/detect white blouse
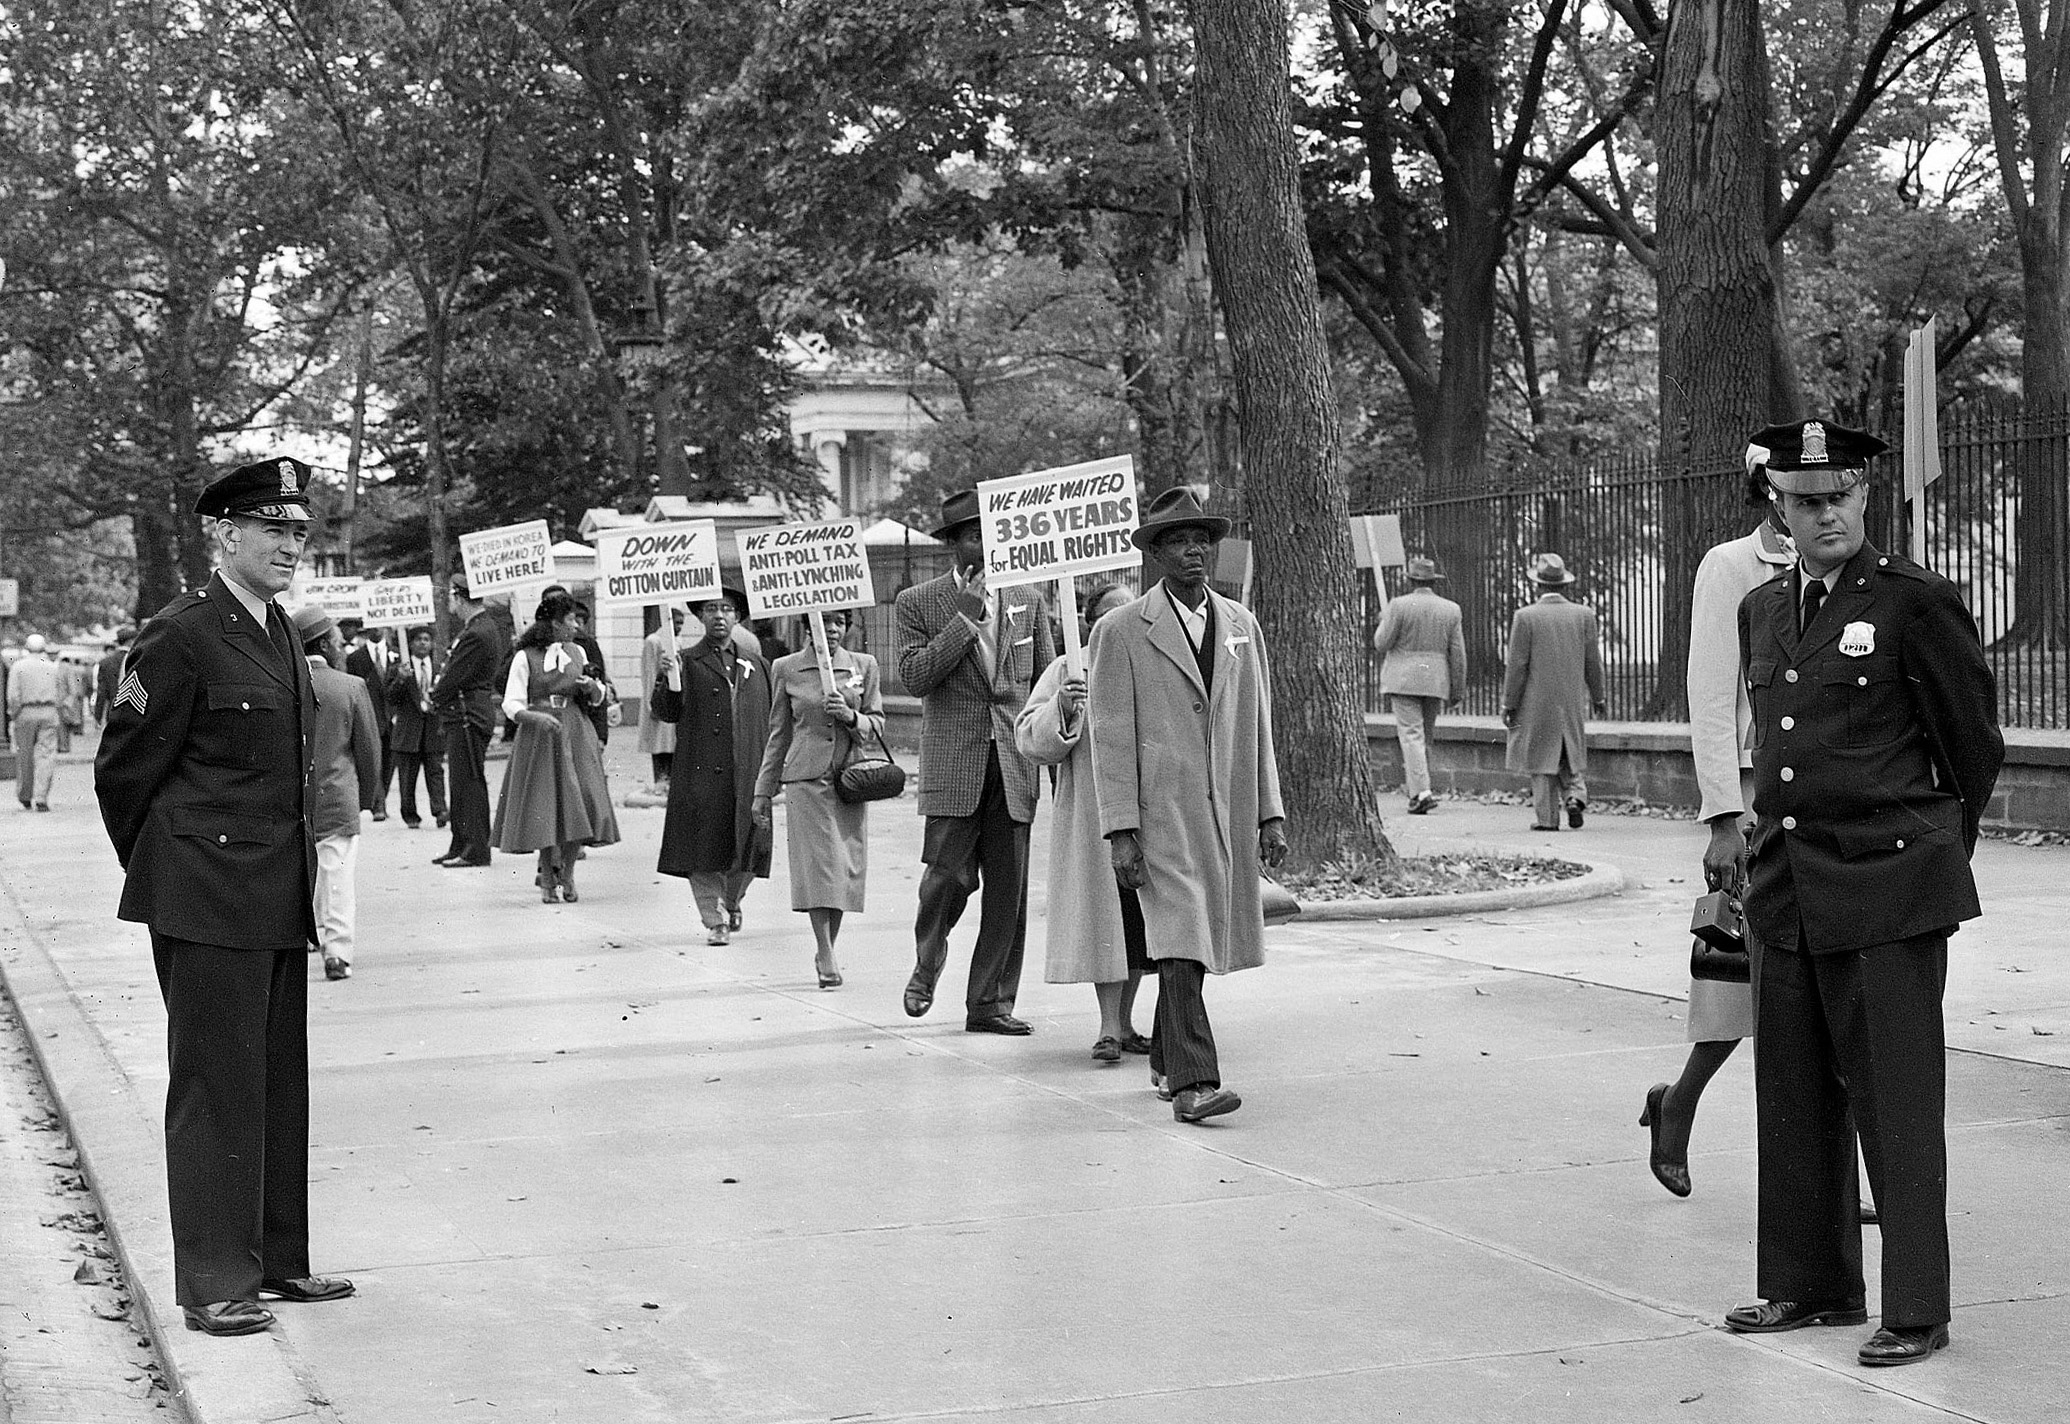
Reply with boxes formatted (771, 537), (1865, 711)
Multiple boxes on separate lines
(501, 642), (582, 719)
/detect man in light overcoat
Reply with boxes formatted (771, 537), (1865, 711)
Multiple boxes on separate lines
(895, 488), (1055, 1034)
(1089, 488), (1286, 1124)
(1372, 554), (1467, 814)
(1501, 552), (1606, 830)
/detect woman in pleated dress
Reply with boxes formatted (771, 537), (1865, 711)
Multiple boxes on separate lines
(492, 591), (620, 902)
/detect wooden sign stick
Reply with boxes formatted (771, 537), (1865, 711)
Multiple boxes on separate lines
(808, 609), (838, 697)
(1058, 575), (1083, 678)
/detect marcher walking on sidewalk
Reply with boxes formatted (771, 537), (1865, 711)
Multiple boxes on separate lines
(1501, 554), (1605, 831)
(895, 488), (1054, 1034)
(493, 592), (620, 903)
(7, 633), (64, 811)
(752, 607), (883, 989)
(1372, 556), (1467, 815)
(654, 589), (773, 943)
(1016, 582), (1154, 1064)
(295, 606), (381, 982)
(430, 576), (511, 869)
(386, 626), (448, 830)
(1089, 489), (1287, 1124)
(1724, 419), (2003, 1369)
(93, 457), (354, 1337)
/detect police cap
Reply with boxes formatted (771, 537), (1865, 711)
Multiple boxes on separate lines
(195, 457), (314, 522)
(1747, 420), (1888, 496)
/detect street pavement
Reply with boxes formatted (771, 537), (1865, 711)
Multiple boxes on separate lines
(0, 737), (2064, 1424)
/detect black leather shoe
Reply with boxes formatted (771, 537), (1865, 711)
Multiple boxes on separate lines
(965, 1013), (1032, 1035)
(184, 1300), (274, 1335)
(1724, 1298), (1867, 1333)
(1567, 800), (1586, 829)
(440, 856), (491, 868)
(1858, 1323), (1948, 1366)
(259, 1275), (355, 1302)
(1172, 1085), (1241, 1122)
(903, 984), (933, 1018)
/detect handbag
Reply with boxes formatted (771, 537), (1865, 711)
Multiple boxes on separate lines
(1688, 890), (1751, 983)
(835, 721), (906, 804)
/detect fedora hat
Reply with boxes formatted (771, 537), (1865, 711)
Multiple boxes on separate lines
(1405, 555), (1445, 582)
(1528, 552), (1576, 586)
(931, 488), (982, 539)
(291, 603), (336, 647)
(1130, 486), (1231, 550)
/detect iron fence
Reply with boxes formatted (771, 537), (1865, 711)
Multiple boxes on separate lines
(1356, 398), (2070, 729)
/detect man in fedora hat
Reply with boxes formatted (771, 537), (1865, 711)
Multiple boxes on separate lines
(1724, 419), (2002, 1368)
(1501, 552), (1605, 830)
(94, 456), (354, 1336)
(653, 586), (774, 944)
(1089, 486), (1287, 1123)
(1372, 554), (1467, 814)
(293, 605), (381, 982)
(895, 487), (1055, 1033)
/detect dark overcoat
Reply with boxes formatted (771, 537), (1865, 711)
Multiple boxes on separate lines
(653, 638), (773, 878)
(431, 607), (510, 735)
(1738, 541), (2004, 952)
(95, 574), (318, 949)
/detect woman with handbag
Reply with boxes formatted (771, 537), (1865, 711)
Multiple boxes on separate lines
(751, 608), (886, 988)
(491, 591), (621, 903)
(1013, 582), (1152, 1063)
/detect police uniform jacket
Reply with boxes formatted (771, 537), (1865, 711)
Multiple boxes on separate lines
(95, 574), (318, 950)
(1737, 541), (2003, 953)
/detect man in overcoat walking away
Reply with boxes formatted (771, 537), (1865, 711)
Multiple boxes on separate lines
(895, 488), (1055, 1034)
(1501, 553), (1606, 830)
(1088, 488), (1287, 1123)
(1371, 554), (1467, 814)
(653, 588), (773, 944)
(94, 457), (354, 1336)
(1724, 419), (2002, 1368)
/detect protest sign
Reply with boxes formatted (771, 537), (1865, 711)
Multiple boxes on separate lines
(976, 456), (1139, 590)
(1347, 512), (1403, 608)
(739, 518), (876, 694)
(737, 519), (874, 619)
(459, 520), (555, 596)
(294, 577), (366, 621)
(359, 577), (436, 630)
(593, 521), (721, 606)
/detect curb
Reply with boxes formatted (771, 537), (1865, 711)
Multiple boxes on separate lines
(0, 881), (335, 1424)
(1287, 857), (1625, 921)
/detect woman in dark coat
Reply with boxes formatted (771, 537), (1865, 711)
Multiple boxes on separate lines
(493, 591), (619, 901)
(653, 589), (773, 944)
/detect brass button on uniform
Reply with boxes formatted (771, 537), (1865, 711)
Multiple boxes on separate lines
(1858, 676), (1869, 686)
(1785, 669), (1798, 683)
(1781, 716), (1795, 730)
(1781, 767), (1795, 782)
(241, 701), (251, 710)
(1896, 839), (1906, 849)
(1782, 815), (1797, 830)
(217, 834), (228, 845)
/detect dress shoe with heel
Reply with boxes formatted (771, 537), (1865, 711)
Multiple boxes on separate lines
(1567, 799), (1586, 828)
(1858, 1323), (1948, 1366)
(184, 1300), (274, 1335)
(260, 1275), (355, 1303)
(1723, 1298), (1867, 1333)
(903, 983), (934, 1018)
(966, 1013), (1032, 1036)
(1091, 1036), (1122, 1062)
(1640, 1082), (1691, 1197)
(1172, 1085), (1241, 1123)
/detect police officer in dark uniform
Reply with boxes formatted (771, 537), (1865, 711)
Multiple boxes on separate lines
(1724, 420), (2003, 1367)
(95, 457), (355, 1337)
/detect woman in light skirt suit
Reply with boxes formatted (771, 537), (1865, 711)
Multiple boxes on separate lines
(1014, 583), (1151, 1062)
(492, 591), (620, 902)
(751, 608), (884, 988)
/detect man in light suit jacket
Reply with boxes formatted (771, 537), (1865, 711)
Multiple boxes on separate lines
(895, 488), (1056, 1034)
(1501, 553), (1606, 830)
(1371, 555), (1467, 814)
(295, 607), (382, 981)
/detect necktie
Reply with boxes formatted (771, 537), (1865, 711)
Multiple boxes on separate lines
(266, 606), (298, 668)
(1801, 577), (1827, 635)
(418, 659), (432, 711)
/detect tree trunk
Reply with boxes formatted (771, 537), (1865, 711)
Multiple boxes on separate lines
(424, 301), (456, 649)
(1187, 0), (1395, 874)
(1650, 0), (1803, 716)
(341, 302), (374, 572)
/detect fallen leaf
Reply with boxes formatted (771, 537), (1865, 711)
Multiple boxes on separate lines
(584, 1363), (638, 1375)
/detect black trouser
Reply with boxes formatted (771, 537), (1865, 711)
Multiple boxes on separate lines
(651, 752), (673, 783)
(394, 746), (447, 825)
(152, 934), (310, 1306)
(911, 747), (1029, 1020)
(443, 720), (492, 862)
(375, 737), (395, 807)
(1148, 958), (1219, 1093)
(1756, 932), (1951, 1327)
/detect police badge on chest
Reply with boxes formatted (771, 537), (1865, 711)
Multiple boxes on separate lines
(1839, 621), (1876, 657)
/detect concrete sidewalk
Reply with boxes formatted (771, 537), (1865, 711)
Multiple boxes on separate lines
(1, 755), (2064, 1424)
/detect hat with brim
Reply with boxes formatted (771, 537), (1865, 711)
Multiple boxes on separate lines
(932, 489), (982, 539)
(196, 457), (314, 522)
(690, 586), (750, 619)
(1529, 552), (1576, 586)
(1750, 419), (1887, 496)
(291, 604), (335, 647)
(1130, 486), (1231, 551)
(1405, 555), (1444, 582)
